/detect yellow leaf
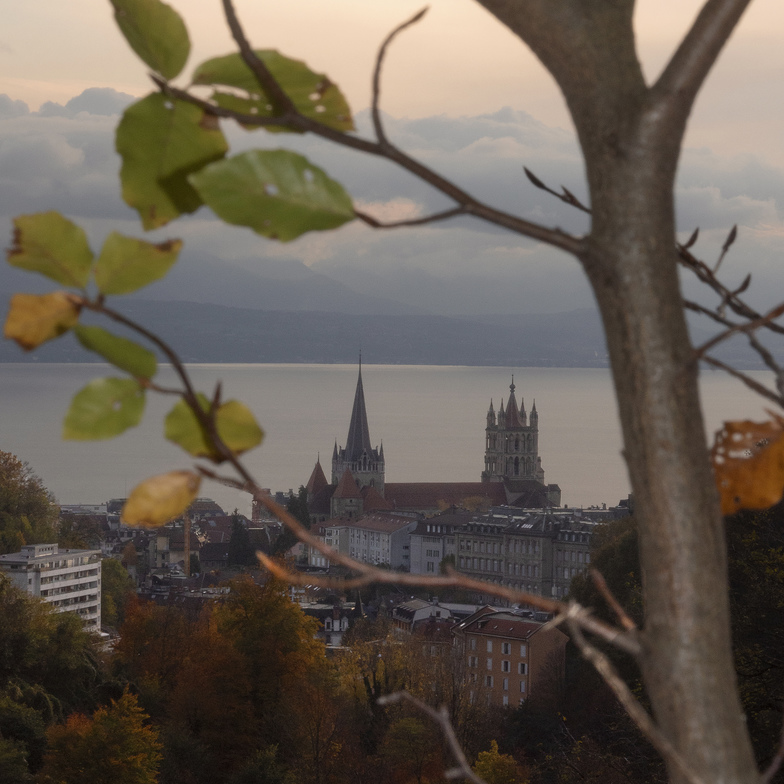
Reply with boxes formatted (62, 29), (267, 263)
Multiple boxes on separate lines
(3, 292), (81, 350)
(711, 417), (784, 515)
(121, 470), (200, 528)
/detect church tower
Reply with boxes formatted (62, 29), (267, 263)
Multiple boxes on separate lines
(332, 360), (385, 493)
(482, 377), (544, 484)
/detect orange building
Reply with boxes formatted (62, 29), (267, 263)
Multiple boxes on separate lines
(453, 606), (567, 707)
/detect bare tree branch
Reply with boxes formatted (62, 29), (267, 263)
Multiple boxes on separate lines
(590, 569), (637, 631)
(377, 691), (487, 784)
(650, 0), (754, 132)
(354, 206), (466, 229)
(694, 302), (784, 359)
(566, 618), (706, 784)
(699, 355), (784, 407)
(222, 0), (297, 116)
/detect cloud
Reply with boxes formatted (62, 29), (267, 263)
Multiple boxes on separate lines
(1, 90), (783, 319)
(0, 94), (29, 119)
(37, 87), (135, 118)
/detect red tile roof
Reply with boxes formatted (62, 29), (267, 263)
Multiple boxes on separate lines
(306, 460), (329, 496)
(333, 469), (361, 499)
(384, 482), (506, 511)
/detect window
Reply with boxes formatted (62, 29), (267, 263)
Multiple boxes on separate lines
(486, 675), (493, 687)
(503, 678), (509, 691)
(520, 643), (527, 657)
(502, 695), (509, 706)
(487, 658), (493, 670)
(426, 562), (435, 573)
(518, 663), (528, 675)
(502, 660), (510, 672)
(487, 640), (493, 653)
(468, 656), (478, 667)
(470, 638), (477, 651)
(520, 680), (526, 693)
(501, 642), (511, 655)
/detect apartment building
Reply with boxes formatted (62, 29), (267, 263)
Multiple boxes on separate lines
(0, 543), (101, 631)
(453, 606), (567, 707)
(455, 508), (597, 600)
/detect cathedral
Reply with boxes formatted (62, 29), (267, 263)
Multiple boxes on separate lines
(304, 366), (561, 522)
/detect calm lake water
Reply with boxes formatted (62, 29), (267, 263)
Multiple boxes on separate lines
(0, 363), (773, 516)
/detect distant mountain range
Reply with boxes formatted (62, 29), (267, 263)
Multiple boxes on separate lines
(0, 298), (767, 369)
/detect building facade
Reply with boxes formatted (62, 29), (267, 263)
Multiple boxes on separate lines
(483, 378), (544, 484)
(455, 508), (596, 600)
(0, 543), (102, 631)
(453, 606), (568, 707)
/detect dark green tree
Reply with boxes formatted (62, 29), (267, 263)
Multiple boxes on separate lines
(101, 558), (135, 628)
(0, 452), (58, 554)
(273, 487), (310, 557)
(227, 513), (256, 567)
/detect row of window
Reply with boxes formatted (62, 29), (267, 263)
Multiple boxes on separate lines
(40, 568), (99, 585)
(468, 657), (528, 674)
(508, 562), (539, 577)
(469, 639), (527, 657)
(460, 557), (503, 573)
(557, 549), (590, 563)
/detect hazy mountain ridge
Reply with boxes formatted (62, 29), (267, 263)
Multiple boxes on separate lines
(1, 300), (768, 369)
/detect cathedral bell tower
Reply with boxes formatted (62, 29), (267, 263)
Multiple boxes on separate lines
(482, 377), (543, 484)
(331, 360), (385, 493)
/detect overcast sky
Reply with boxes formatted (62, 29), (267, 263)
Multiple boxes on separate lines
(1, 0), (783, 316)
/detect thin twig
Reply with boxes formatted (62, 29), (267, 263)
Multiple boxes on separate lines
(694, 302), (784, 358)
(699, 355), (784, 407)
(590, 569), (636, 631)
(149, 9), (586, 256)
(567, 618), (706, 784)
(378, 691), (487, 784)
(354, 206), (466, 229)
(222, 0), (297, 116)
(371, 8), (428, 146)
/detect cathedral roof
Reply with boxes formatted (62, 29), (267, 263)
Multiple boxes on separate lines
(306, 459), (328, 496)
(343, 362), (374, 462)
(384, 482), (507, 512)
(333, 469), (362, 499)
(362, 484), (393, 511)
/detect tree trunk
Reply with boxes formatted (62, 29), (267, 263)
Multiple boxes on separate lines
(477, 1), (760, 781)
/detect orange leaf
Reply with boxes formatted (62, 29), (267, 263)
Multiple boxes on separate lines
(711, 417), (784, 515)
(4, 291), (81, 350)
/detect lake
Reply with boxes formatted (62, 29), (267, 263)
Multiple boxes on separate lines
(0, 363), (773, 516)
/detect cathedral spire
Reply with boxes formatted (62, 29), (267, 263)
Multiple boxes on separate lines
(505, 376), (524, 428)
(344, 360), (373, 462)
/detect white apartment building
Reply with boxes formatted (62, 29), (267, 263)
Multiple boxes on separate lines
(0, 543), (102, 631)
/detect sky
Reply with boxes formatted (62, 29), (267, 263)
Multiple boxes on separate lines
(1, 0), (784, 318)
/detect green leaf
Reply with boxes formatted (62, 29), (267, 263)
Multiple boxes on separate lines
(93, 232), (182, 294)
(192, 50), (354, 132)
(74, 325), (157, 379)
(116, 93), (228, 230)
(165, 394), (264, 461)
(122, 471), (201, 527)
(8, 212), (93, 288)
(110, 0), (190, 80)
(189, 150), (354, 241)
(63, 377), (146, 440)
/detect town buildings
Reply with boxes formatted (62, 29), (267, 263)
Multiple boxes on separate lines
(0, 543), (102, 631)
